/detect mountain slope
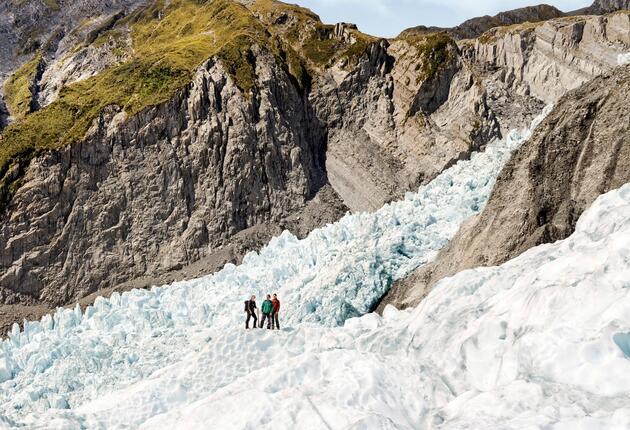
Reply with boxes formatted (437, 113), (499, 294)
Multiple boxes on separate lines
(379, 65), (630, 310)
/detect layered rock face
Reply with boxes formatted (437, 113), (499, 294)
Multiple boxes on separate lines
(311, 36), (493, 212)
(402, 4), (565, 40)
(315, 12), (629, 211)
(379, 65), (630, 311)
(467, 12), (630, 104)
(585, 0), (630, 14)
(0, 51), (338, 306)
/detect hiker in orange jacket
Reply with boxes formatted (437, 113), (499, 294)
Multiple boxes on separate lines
(271, 293), (280, 330)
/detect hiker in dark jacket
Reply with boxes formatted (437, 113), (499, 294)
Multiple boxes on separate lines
(260, 295), (273, 329)
(271, 293), (280, 330)
(244, 295), (258, 329)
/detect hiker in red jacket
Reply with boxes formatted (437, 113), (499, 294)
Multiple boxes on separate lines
(271, 293), (280, 330)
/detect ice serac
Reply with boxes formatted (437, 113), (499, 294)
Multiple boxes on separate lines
(3, 180), (630, 429)
(379, 65), (630, 311)
(1, 1), (628, 333)
(0, 108), (550, 421)
(142, 185), (630, 429)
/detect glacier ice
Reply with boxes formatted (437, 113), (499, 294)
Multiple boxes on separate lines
(3, 175), (630, 429)
(0, 106), (557, 423)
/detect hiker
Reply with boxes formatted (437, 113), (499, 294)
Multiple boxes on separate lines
(271, 293), (280, 330)
(260, 295), (273, 329)
(244, 295), (258, 329)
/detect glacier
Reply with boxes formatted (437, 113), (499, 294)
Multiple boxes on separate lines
(2, 169), (630, 428)
(0, 105), (552, 424)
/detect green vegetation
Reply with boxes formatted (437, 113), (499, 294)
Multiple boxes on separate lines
(0, 0), (275, 209)
(0, 0), (381, 211)
(251, 0), (378, 71)
(417, 33), (456, 82)
(43, 0), (60, 11)
(400, 32), (456, 83)
(3, 52), (42, 121)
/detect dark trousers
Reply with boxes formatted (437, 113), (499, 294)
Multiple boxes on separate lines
(260, 313), (272, 329)
(271, 312), (280, 330)
(246, 312), (257, 329)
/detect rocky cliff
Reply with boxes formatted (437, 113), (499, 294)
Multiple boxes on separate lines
(379, 65), (630, 311)
(579, 0), (630, 14)
(1, 52), (336, 306)
(313, 10), (629, 212)
(402, 4), (566, 40)
(0, 0), (355, 311)
(0, 0), (629, 333)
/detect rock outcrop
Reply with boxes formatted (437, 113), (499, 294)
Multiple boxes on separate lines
(378, 65), (630, 311)
(402, 4), (565, 40)
(316, 11), (629, 211)
(0, 0), (147, 76)
(580, 0), (630, 14)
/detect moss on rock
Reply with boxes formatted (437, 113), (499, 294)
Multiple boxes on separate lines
(400, 32), (457, 83)
(3, 51), (42, 121)
(0, 0), (380, 211)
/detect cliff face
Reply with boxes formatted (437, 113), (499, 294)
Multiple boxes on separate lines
(379, 65), (630, 311)
(0, 51), (337, 306)
(0, 0), (148, 75)
(467, 12), (630, 103)
(315, 12), (629, 211)
(583, 0), (630, 14)
(0, 0), (629, 326)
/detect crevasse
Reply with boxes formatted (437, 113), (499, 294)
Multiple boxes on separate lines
(0, 106), (551, 421)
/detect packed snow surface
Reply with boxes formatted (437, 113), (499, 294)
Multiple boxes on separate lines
(618, 52), (630, 65)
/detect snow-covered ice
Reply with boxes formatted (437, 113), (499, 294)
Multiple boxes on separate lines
(0, 105), (629, 429)
(4, 172), (630, 429)
(0, 106), (552, 424)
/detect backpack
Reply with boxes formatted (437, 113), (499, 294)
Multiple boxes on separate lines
(244, 300), (248, 312)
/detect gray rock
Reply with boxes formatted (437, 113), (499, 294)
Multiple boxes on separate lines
(378, 65), (630, 311)
(583, 0), (630, 14)
(0, 0), (148, 76)
(0, 50), (341, 306)
(402, 4), (566, 40)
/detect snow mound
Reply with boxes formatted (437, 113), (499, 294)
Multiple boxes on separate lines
(618, 53), (630, 65)
(8, 178), (630, 429)
(0, 107), (552, 421)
